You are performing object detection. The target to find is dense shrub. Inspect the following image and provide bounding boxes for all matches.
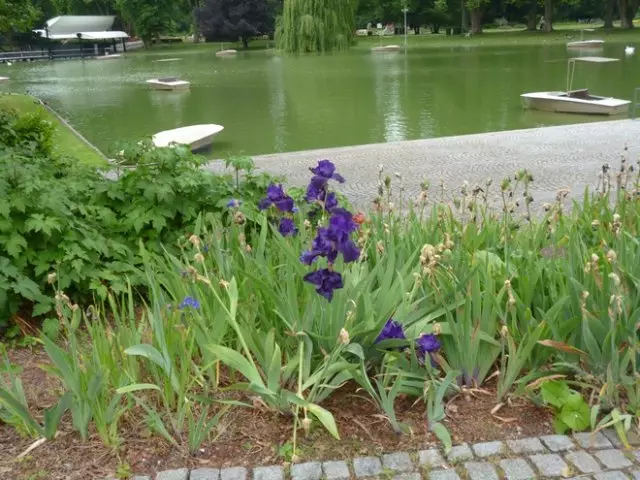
[0,109,276,328]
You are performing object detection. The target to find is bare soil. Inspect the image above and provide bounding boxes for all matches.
[0,347,553,480]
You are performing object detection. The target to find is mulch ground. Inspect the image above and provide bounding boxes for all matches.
[0,347,554,480]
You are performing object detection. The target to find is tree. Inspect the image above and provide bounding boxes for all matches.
[195,0,274,48]
[277,0,357,53]
[115,0,177,46]
[0,0,40,40]
[466,0,488,32]
[618,0,638,28]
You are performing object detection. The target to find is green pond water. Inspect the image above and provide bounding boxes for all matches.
[4,42,640,157]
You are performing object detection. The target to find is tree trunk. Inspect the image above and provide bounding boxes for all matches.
[461,0,469,31]
[413,26,420,34]
[619,0,638,28]
[604,0,614,28]
[544,0,553,31]
[470,8,482,33]
[526,2,537,31]
[242,36,249,48]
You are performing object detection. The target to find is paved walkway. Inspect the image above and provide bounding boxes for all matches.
[205,120,640,210]
[124,430,640,480]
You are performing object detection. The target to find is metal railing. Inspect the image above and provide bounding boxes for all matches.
[633,87,640,120]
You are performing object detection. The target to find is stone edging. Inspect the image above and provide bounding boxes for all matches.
[111,430,640,480]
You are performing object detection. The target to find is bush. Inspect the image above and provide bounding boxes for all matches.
[0,109,277,327]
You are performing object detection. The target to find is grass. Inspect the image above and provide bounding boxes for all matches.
[356,23,640,50]
[0,93,105,166]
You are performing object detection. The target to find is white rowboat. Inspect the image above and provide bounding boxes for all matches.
[152,124,224,151]
[216,49,237,57]
[371,45,401,53]
[521,57,630,116]
[146,77,190,91]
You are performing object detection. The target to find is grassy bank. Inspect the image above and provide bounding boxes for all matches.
[0,94,105,166]
[356,24,640,50]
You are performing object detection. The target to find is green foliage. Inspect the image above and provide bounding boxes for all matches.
[0,109,275,327]
[541,380,590,433]
[277,0,357,53]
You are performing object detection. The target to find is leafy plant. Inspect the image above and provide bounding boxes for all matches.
[540,380,590,434]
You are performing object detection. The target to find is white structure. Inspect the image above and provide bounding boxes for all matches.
[521,57,630,116]
[625,46,635,55]
[33,16,128,41]
[567,29,604,49]
[0,77,8,83]
[152,124,225,151]
[216,49,237,57]
[146,78,191,91]
[371,45,401,53]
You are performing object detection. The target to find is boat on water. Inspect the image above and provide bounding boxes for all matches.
[371,45,401,53]
[521,57,630,116]
[567,39,604,48]
[96,53,122,60]
[152,124,225,151]
[567,29,604,49]
[146,77,190,91]
[216,49,237,57]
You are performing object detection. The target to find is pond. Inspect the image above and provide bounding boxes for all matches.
[4,41,639,157]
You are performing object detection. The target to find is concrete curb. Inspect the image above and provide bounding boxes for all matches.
[111,429,640,480]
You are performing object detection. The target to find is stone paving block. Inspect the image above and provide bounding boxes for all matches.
[393,474,421,480]
[594,449,633,470]
[541,435,576,452]
[220,467,248,480]
[253,466,284,480]
[322,461,351,480]
[472,441,504,458]
[419,449,447,468]
[574,432,613,450]
[353,456,383,477]
[190,469,220,480]
[291,462,323,480]
[446,444,473,463]
[632,471,640,480]
[383,452,414,472]
[428,470,461,480]
[602,428,640,447]
[499,458,536,480]
[132,477,151,480]
[566,451,602,474]
[259,466,286,480]
[157,469,189,480]
[507,438,546,455]
[529,453,569,477]
[633,450,640,463]
[463,461,499,480]
[594,472,630,480]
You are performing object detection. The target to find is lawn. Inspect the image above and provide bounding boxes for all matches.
[0,93,106,166]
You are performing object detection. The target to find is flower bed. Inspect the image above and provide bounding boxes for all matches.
[1,152,639,479]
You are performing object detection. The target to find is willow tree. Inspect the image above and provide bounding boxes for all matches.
[276,0,357,53]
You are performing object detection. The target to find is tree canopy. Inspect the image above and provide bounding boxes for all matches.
[195,0,275,47]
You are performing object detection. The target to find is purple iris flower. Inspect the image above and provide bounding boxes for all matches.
[300,209,360,265]
[179,296,200,310]
[259,184,295,213]
[310,160,345,183]
[375,319,406,343]
[303,268,343,301]
[227,199,241,208]
[278,218,298,237]
[304,161,344,211]
[325,192,338,211]
[416,333,441,367]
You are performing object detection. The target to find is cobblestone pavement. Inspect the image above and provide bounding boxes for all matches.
[204,120,640,210]
[119,430,640,480]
